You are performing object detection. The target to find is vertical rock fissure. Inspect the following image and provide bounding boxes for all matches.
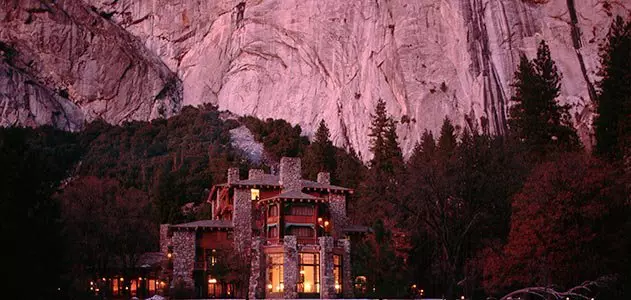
[462,0,508,134]
[566,0,597,102]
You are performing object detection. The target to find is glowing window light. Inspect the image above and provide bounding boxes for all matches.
[251,189,260,200]
[267,284,273,290]
[304,282,311,292]
[208,278,217,284]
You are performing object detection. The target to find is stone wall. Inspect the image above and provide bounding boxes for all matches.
[233,188,252,253]
[329,194,348,238]
[249,168,265,180]
[339,239,353,298]
[159,224,171,255]
[280,157,301,191]
[249,237,266,299]
[317,172,331,185]
[283,235,299,299]
[319,236,336,299]
[227,167,240,184]
[171,230,196,289]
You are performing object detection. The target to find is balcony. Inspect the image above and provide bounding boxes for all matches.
[284,215,315,224]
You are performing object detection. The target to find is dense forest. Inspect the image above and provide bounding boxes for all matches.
[2,15,630,300]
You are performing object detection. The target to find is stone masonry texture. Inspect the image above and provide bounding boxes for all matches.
[171,230,195,289]
[249,169,265,180]
[283,235,298,299]
[319,236,336,299]
[329,194,348,238]
[233,188,252,254]
[317,172,331,185]
[227,167,240,184]
[280,157,301,191]
[340,239,353,298]
[249,237,265,299]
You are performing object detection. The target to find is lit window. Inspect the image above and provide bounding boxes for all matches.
[251,189,260,200]
[334,255,342,295]
[298,253,320,294]
[267,254,284,294]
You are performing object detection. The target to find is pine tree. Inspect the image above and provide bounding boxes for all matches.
[509,40,581,155]
[594,16,631,162]
[302,119,336,180]
[437,117,457,159]
[368,99,404,174]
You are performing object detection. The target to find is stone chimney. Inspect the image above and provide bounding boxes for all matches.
[317,172,330,185]
[227,167,240,184]
[248,169,265,180]
[280,157,301,191]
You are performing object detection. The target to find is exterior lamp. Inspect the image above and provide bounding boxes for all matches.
[167,252,172,259]
[318,217,323,222]
[267,284,273,290]
[461,296,465,300]
[324,221,330,227]
[138,277,142,281]
[208,278,217,284]
[120,277,124,281]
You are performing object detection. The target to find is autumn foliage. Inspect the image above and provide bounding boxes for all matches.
[483,154,629,294]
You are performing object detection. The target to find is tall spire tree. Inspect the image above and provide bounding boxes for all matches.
[594,16,631,163]
[509,40,581,156]
[302,119,337,180]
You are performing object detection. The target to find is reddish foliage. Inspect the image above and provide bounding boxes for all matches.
[483,153,629,294]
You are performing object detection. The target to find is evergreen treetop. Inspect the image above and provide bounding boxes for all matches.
[594,16,631,162]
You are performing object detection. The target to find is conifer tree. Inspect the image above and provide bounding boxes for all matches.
[438,117,457,158]
[302,119,336,180]
[594,16,631,162]
[509,40,580,155]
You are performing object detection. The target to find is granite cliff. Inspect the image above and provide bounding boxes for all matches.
[2,0,630,158]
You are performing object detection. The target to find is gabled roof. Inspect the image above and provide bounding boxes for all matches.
[170,220,233,230]
[226,176,351,193]
[301,180,352,192]
[232,174,281,187]
[263,189,320,200]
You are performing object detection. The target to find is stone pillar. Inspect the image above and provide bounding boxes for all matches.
[319,236,336,299]
[171,230,196,289]
[280,157,301,191]
[329,194,348,238]
[233,188,252,253]
[249,169,265,180]
[339,239,353,298]
[227,167,240,184]
[249,237,266,299]
[317,172,331,185]
[159,224,171,255]
[283,235,298,299]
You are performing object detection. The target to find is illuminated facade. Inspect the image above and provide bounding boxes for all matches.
[161,157,367,299]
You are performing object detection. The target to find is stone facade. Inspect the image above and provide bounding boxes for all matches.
[340,239,353,298]
[227,167,240,184]
[317,172,331,185]
[329,194,348,238]
[280,157,301,191]
[249,168,265,180]
[249,237,266,299]
[319,237,336,299]
[283,236,299,299]
[171,230,196,289]
[233,188,252,253]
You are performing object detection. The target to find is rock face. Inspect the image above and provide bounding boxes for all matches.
[0,0,181,128]
[3,0,630,158]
